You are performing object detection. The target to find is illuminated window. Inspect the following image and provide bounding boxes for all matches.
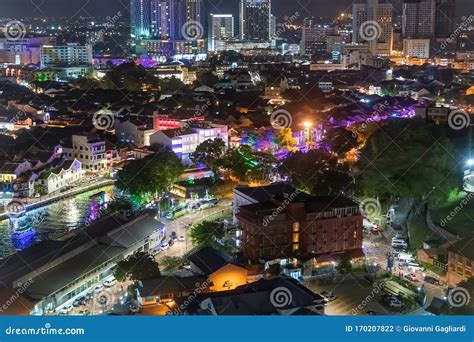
[293,222,299,232]
[293,243,299,251]
[293,233,299,243]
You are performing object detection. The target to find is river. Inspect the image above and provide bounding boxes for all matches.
[0,185,115,258]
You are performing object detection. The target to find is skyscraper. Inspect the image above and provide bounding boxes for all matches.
[169,0,203,40]
[208,14,234,51]
[240,0,272,42]
[150,0,170,39]
[131,0,151,39]
[435,0,456,38]
[352,0,393,55]
[402,0,436,38]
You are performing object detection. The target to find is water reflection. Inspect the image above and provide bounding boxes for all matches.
[0,186,115,258]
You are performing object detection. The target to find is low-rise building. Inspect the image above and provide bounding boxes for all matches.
[236,188,363,270]
[62,134,107,173]
[447,236,474,287]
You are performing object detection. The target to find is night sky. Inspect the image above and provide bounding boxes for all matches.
[1,0,470,21]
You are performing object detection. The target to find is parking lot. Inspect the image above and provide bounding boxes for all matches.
[303,274,406,316]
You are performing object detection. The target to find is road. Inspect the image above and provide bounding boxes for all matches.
[54,199,233,316]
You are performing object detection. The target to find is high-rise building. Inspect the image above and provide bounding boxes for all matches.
[352,0,393,56]
[40,44,92,68]
[240,0,272,42]
[169,0,203,40]
[301,26,338,56]
[131,0,151,39]
[403,38,431,58]
[208,14,234,51]
[150,0,170,38]
[435,0,456,38]
[402,0,436,38]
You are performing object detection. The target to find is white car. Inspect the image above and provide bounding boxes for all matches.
[94,284,104,293]
[178,235,185,242]
[58,305,73,314]
[407,262,424,272]
[161,242,170,250]
[104,279,117,287]
[321,291,337,302]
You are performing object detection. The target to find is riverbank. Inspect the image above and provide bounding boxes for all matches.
[0,179,115,220]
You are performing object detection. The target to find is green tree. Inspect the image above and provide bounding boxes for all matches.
[190,220,225,249]
[279,150,350,194]
[160,256,184,272]
[357,119,461,207]
[114,252,161,282]
[116,148,184,205]
[190,138,226,172]
[218,145,276,183]
[336,252,353,274]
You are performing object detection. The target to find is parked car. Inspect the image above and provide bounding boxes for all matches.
[407,262,424,272]
[371,226,381,235]
[58,305,73,314]
[161,242,169,250]
[72,299,82,307]
[178,235,185,242]
[171,231,177,240]
[94,284,104,293]
[321,291,337,302]
[104,278,117,287]
[168,239,174,247]
[78,310,90,316]
[387,299,404,308]
[424,276,441,285]
[404,273,418,282]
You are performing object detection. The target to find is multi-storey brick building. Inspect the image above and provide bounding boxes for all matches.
[236,191,363,263]
[447,237,474,287]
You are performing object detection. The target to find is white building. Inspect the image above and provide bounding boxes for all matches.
[36,159,84,195]
[208,14,234,51]
[115,119,156,147]
[403,39,430,58]
[40,44,92,68]
[62,135,107,173]
[150,123,228,163]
